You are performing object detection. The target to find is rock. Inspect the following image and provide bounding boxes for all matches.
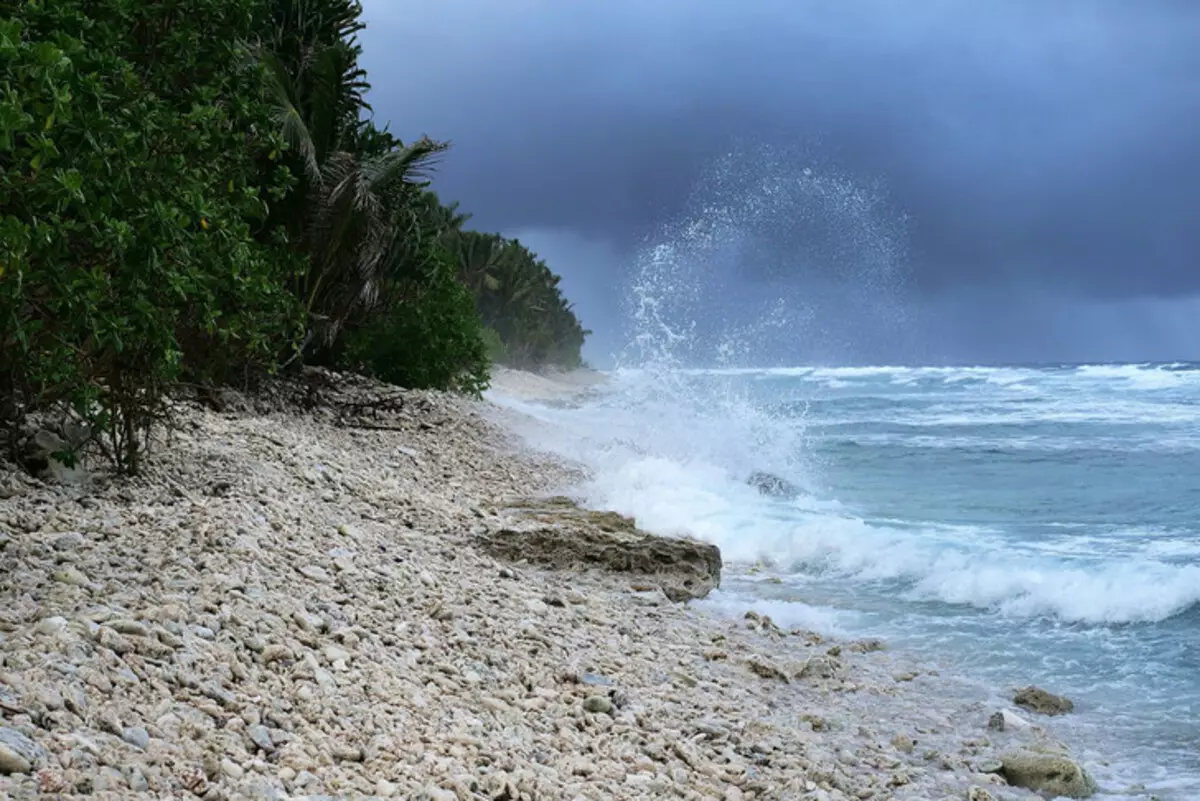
[128,766,150,792]
[21,429,88,483]
[1000,750,1096,798]
[298,564,331,583]
[0,727,44,774]
[746,470,802,500]
[582,696,613,714]
[747,656,790,683]
[247,724,275,752]
[479,497,722,601]
[52,566,92,587]
[798,655,843,681]
[220,757,245,780]
[52,532,86,551]
[109,618,150,637]
[967,789,996,801]
[988,708,1034,732]
[1013,685,1074,716]
[331,744,364,762]
[122,726,150,750]
[846,638,886,653]
[261,644,294,664]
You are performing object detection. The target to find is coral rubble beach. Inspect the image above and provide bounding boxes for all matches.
[0,369,1095,800]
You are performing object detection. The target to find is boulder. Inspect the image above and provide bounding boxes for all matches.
[1013,685,1074,716]
[1000,750,1096,798]
[479,497,721,601]
[746,471,802,500]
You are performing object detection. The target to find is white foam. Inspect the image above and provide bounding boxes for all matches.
[1075,363,1192,390]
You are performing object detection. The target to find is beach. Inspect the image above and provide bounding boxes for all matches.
[0,369,1092,800]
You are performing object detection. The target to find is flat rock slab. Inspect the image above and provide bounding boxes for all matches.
[479,497,722,601]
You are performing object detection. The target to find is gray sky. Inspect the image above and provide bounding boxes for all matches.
[361,0,1200,366]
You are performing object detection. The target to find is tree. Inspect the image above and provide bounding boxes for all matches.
[0,0,297,473]
[259,0,448,349]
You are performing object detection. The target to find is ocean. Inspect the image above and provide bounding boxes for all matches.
[492,362,1200,799]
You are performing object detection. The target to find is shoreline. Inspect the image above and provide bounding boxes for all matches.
[0,370,1092,799]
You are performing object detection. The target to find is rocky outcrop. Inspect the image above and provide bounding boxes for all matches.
[1013,685,1074,716]
[479,497,722,601]
[1001,750,1097,798]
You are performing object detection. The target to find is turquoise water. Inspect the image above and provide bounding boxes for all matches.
[493,363,1200,799]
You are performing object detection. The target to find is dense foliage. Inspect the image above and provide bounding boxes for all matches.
[448,230,589,369]
[0,0,586,474]
[0,0,299,473]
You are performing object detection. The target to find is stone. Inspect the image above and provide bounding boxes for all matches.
[797,654,843,680]
[109,618,151,637]
[53,566,92,587]
[220,757,245,780]
[1013,685,1074,716]
[261,644,294,664]
[967,789,996,801]
[1000,750,1096,798]
[128,766,150,791]
[298,564,331,583]
[247,724,275,752]
[478,497,722,601]
[0,727,44,774]
[747,656,790,682]
[53,532,86,551]
[582,696,613,714]
[122,726,151,750]
[987,708,1034,732]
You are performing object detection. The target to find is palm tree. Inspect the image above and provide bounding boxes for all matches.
[261,0,448,346]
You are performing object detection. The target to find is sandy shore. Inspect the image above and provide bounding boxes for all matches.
[0,370,1091,800]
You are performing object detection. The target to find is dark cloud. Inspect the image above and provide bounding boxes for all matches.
[361,0,1200,364]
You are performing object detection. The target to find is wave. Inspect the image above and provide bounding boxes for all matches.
[492,361,1200,628]
[768,513,1200,624]
[1073,363,1195,390]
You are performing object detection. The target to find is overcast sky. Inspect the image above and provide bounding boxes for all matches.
[361,0,1200,366]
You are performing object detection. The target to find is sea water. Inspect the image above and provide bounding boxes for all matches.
[491,362,1200,799]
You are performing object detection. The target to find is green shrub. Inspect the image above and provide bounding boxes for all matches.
[0,0,297,473]
[342,250,489,395]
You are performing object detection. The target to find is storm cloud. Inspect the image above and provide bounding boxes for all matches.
[361,0,1200,365]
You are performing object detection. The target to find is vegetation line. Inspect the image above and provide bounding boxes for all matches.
[0,0,588,474]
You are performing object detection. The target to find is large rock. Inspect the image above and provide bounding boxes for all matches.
[1013,685,1074,716]
[479,497,722,601]
[1000,750,1096,798]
